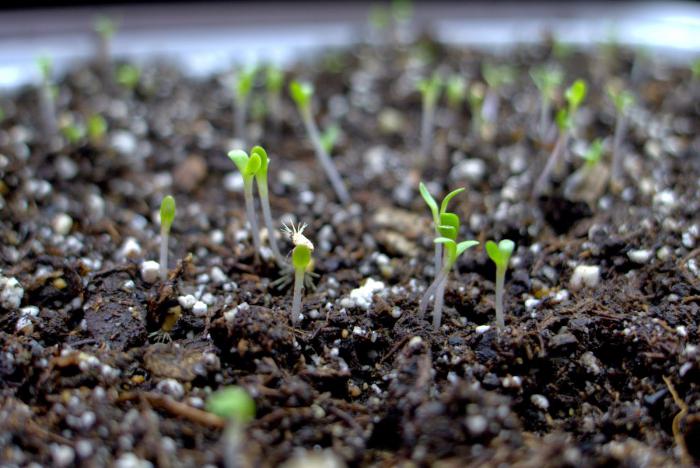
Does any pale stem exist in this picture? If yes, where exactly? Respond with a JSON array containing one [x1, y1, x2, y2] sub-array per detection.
[[533, 129, 569, 197], [257, 180, 285, 267], [433, 242, 442, 275], [39, 83, 57, 138], [222, 421, 245, 468], [243, 179, 262, 258], [301, 108, 351, 205], [482, 89, 499, 124], [291, 268, 304, 325], [97, 36, 111, 81], [418, 266, 449, 320], [539, 97, 550, 141], [234, 96, 248, 146], [418, 100, 435, 168], [432, 272, 448, 329], [159, 228, 169, 281], [267, 92, 281, 126], [495, 265, 506, 330], [610, 112, 627, 183]]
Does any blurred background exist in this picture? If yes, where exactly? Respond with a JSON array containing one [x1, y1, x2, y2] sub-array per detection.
[[0, 1, 698, 88]]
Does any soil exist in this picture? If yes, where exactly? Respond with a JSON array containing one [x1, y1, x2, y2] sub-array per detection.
[[1, 31, 699, 467]]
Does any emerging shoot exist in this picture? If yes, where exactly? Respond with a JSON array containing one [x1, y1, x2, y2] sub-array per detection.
[[320, 124, 340, 154], [563, 138, 608, 205], [607, 82, 635, 189], [228, 149, 263, 259], [116, 63, 140, 90], [416, 72, 442, 167], [289, 80, 351, 204], [94, 15, 117, 80], [481, 63, 514, 124], [533, 79, 587, 197], [530, 65, 563, 141], [265, 65, 284, 125], [159, 195, 176, 281], [485, 239, 515, 330], [37, 56, 58, 139], [87, 114, 108, 144], [445, 75, 467, 112], [251, 145, 285, 266], [283, 222, 314, 325], [233, 66, 257, 146], [467, 82, 486, 139], [206, 386, 256, 468]]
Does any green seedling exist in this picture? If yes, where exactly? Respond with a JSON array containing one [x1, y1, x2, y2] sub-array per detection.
[[481, 63, 514, 124], [265, 65, 284, 124], [692, 58, 700, 80], [607, 83, 635, 187], [581, 138, 604, 168], [37, 56, 58, 138], [206, 386, 256, 468], [87, 114, 107, 144], [445, 75, 467, 111], [320, 124, 340, 154], [159, 195, 176, 280], [416, 72, 442, 166], [233, 66, 257, 145], [467, 82, 485, 138], [419, 182, 465, 273], [530, 65, 563, 140], [563, 138, 607, 205], [228, 149, 263, 259], [533, 79, 587, 197], [289, 80, 350, 204], [419, 236, 479, 329], [117, 63, 140, 90], [61, 122, 86, 145], [283, 222, 314, 325], [94, 15, 117, 75], [251, 145, 285, 266], [369, 4, 391, 32], [485, 239, 514, 330]]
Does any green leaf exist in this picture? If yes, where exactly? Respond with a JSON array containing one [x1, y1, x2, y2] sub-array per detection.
[[438, 212, 460, 241], [485, 239, 515, 269], [87, 114, 107, 142], [582, 138, 604, 167], [235, 66, 257, 100], [94, 15, 117, 38], [117, 64, 140, 89], [418, 182, 439, 227], [555, 108, 570, 130], [61, 124, 85, 145], [320, 124, 340, 154], [251, 145, 268, 177], [160, 195, 176, 231], [228, 149, 250, 176], [205, 386, 256, 423], [565, 79, 587, 111], [439, 187, 465, 215], [246, 152, 261, 177], [266, 66, 284, 93], [456, 240, 479, 257], [292, 244, 312, 271], [289, 80, 314, 109]]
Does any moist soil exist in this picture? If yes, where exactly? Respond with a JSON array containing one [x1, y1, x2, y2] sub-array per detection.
[[1, 34, 699, 467]]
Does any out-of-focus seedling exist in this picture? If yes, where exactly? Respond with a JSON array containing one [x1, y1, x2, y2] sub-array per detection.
[[117, 63, 140, 90], [283, 222, 314, 325], [445, 75, 467, 112], [485, 239, 514, 330], [481, 63, 514, 124], [290, 80, 351, 204], [530, 65, 563, 141], [37, 56, 58, 139], [692, 58, 700, 81], [563, 138, 608, 205], [416, 72, 442, 167], [61, 120, 86, 145], [159, 195, 176, 280], [94, 15, 117, 78], [607, 82, 635, 190], [206, 386, 256, 468], [87, 114, 108, 144], [233, 66, 257, 146], [320, 124, 340, 154], [467, 82, 485, 139], [251, 145, 285, 266], [533, 79, 587, 197], [265, 65, 284, 125], [228, 149, 263, 259]]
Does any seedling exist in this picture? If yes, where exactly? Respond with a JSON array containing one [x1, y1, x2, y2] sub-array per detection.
[[485, 240, 514, 329], [265, 65, 284, 124], [530, 65, 563, 140], [289, 80, 351, 204], [283, 222, 314, 325], [467, 82, 485, 138], [481, 63, 514, 124], [206, 386, 256, 468], [445, 75, 467, 111], [419, 236, 479, 328], [94, 15, 117, 77], [251, 146, 285, 266], [37, 56, 58, 138], [692, 58, 700, 81], [416, 72, 442, 166], [228, 149, 263, 259], [419, 182, 465, 274], [117, 63, 140, 90], [607, 83, 635, 188], [533, 79, 587, 197], [320, 124, 340, 154], [87, 114, 108, 144], [159, 195, 176, 280], [563, 138, 607, 204], [233, 66, 257, 145], [61, 121, 86, 145]]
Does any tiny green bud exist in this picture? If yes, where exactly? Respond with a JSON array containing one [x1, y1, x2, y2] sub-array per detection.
[[285, 222, 314, 271], [205, 386, 256, 423], [87, 114, 107, 142], [417, 72, 442, 108], [607, 84, 635, 114], [582, 139, 604, 167], [445, 75, 467, 108], [485, 239, 515, 269], [266, 66, 284, 93], [530, 65, 563, 101], [418, 182, 439, 227], [117, 64, 140, 89], [94, 15, 117, 39], [235, 66, 257, 100], [61, 123, 85, 144], [160, 195, 176, 232], [37, 56, 52, 82], [565, 79, 587, 111], [289, 80, 314, 110], [482, 63, 514, 89], [320, 124, 340, 154]]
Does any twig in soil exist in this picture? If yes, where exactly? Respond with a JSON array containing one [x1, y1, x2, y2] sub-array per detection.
[[662, 376, 691, 466], [119, 391, 226, 429]]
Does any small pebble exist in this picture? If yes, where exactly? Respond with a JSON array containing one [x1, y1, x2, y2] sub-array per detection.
[[156, 379, 184, 400], [627, 249, 653, 264], [192, 301, 208, 317], [530, 394, 550, 411], [52, 213, 73, 236], [177, 295, 196, 310], [118, 237, 142, 259], [570, 265, 600, 291], [475, 325, 491, 334], [140, 261, 160, 284]]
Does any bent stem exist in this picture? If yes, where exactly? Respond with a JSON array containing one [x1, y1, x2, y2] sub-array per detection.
[[610, 112, 627, 184], [159, 229, 169, 281], [257, 179, 285, 266], [301, 108, 351, 205], [243, 179, 262, 259], [495, 265, 506, 329], [418, 266, 449, 320], [291, 268, 304, 325], [533, 129, 569, 197]]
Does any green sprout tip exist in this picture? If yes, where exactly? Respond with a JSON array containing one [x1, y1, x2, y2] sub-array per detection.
[[485, 239, 515, 330]]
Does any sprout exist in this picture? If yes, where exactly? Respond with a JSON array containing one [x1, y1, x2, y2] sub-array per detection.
[[581, 138, 604, 168], [116, 63, 140, 90], [206, 386, 256, 423], [563, 138, 607, 205], [467, 82, 485, 139], [233, 66, 257, 145], [228, 149, 263, 259], [319, 124, 340, 154], [419, 182, 465, 274], [251, 145, 285, 266], [159, 195, 176, 281], [87, 114, 108, 144], [61, 121, 86, 145], [36, 56, 57, 139], [530, 65, 563, 141], [607, 83, 635, 188], [445, 75, 467, 111], [94, 15, 117, 76], [481, 63, 514, 124], [485, 239, 514, 330], [283, 222, 314, 325], [533, 79, 587, 197], [265, 65, 284, 124], [416, 72, 442, 167], [289, 80, 351, 204]]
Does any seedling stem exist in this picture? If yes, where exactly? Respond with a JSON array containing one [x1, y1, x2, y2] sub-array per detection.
[[485, 239, 514, 330], [159, 195, 176, 280]]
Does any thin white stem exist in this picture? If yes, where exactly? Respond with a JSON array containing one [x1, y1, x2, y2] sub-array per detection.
[[39, 83, 57, 138], [291, 268, 304, 325], [243, 179, 262, 258], [234, 96, 248, 146], [159, 229, 169, 281], [495, 265, 506, 330], [223, 421, 244, 468], [539, 97, 550, 141], [433, 242, 442, 275], [533, 129, 569, 197], [418, 266, 449, 320], [257, 180, 285, 267], [482, 89, 499, 124], [419, 101, 435, 167], [611, 112, 627, 183], [432, 272, 448, 329], [301, 108, 351, 205]]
